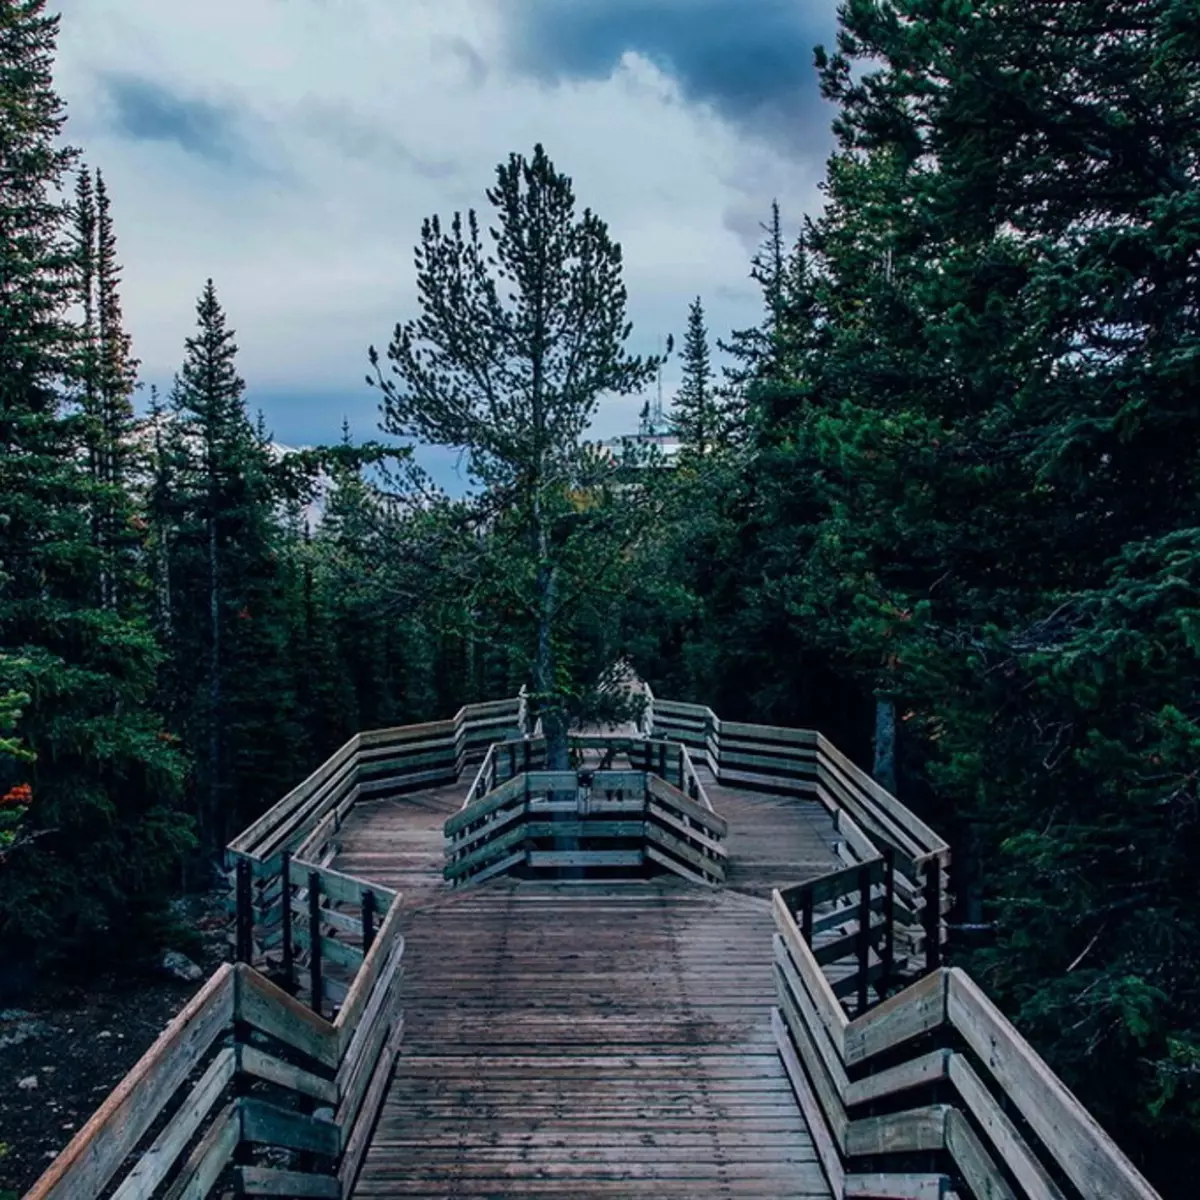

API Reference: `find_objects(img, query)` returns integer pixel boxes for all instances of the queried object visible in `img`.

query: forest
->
[1,0,1197,1194]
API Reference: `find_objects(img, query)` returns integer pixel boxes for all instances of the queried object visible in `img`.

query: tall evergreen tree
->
[673,297,718,457]
[163,280,301,861]
[0,0,189,963]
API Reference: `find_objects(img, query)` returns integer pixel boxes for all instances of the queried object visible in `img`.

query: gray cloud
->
[432,34,490,88]
[498,0,840,155]
[99,72,246,165]
[294,97,462,178]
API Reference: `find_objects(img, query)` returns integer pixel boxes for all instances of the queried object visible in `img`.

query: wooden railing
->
[443,765,728,888]
[652,698,951,979]
[224,698,519,995]
[23,899,406,1200]
[771,890,1162,1200]
[18,701,522,1200]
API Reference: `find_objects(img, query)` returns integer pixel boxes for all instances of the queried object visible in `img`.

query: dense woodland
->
[1,0,1198,1192]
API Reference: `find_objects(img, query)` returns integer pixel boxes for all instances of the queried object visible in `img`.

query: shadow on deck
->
[336,767,841,1197]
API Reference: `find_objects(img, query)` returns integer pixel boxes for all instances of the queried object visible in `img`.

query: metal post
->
[280,850,294,990]
[235,858,253,964]
[362,889,378,954]
[800,889,814,946]
[857,865,873,1013]
[308,871,323,1016]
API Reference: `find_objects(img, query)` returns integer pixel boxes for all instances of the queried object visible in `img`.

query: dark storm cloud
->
[499,0,840,154]
[99,73,246,166]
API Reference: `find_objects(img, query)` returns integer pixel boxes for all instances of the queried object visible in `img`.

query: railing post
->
[881,847,895,995]
[235,857,253,964]
[924,860,942,971]
[856,865,873,1013]
[361,888,377,954]
[309,870,323,1016]
[800,888,814,945]
[281,850,294,991]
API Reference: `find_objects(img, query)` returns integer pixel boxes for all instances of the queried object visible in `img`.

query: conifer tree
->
[370,144,664,767]
[673,297,718,457]
[164,280,299,859]
[0,0,189,961]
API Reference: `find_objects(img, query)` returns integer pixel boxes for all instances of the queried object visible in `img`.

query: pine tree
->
[370,144,664,768]
[673,297,718,457]
[164,281,306,859]
[0,0,189,963]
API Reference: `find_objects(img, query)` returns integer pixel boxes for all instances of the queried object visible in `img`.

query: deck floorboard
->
[336,762,841,1198]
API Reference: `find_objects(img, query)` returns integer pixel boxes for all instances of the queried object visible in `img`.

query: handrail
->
[24,916,406,1200]
[444,766,728,888]
[771,891,1162,1200]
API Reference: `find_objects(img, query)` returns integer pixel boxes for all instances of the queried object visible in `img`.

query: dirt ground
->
[0,898,228,1199]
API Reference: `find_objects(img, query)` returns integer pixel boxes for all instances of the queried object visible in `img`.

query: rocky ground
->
[0,895,228,1199]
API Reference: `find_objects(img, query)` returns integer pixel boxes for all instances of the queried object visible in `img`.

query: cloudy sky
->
[52,0,841,488]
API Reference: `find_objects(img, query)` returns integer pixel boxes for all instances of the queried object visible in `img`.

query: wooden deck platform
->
[335,769,841,1198]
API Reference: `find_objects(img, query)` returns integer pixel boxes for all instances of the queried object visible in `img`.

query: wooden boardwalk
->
[336,770,841,1198]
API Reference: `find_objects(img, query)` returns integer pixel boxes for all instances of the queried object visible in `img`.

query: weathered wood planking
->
[771,892,1164,1200]
[350,878,833,1199]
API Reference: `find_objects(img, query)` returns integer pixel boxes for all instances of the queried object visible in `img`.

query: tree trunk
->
[207,513,222,863]
[873,695,897,795]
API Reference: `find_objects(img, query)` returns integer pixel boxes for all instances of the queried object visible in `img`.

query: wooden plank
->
[947,1052,1065,1200]
[644,820,726,880]
[845,1048,951,1107]
[238,1043,338,1105]
[235,964,338,1070]
[781,860,884,910]
[229,736,358,854]
[844,1174,952,1199]
[303,862,394,911]
[444,775,525,835]
[719,721,819,747]
[110,1046,236,1200]
[338,1016,406,1195]
[337,948,405,1127]
[845,1106,949,1156]
[644,844,718,887]
[772,890,848,1057]
[160,1101,239,1200]
[943,1108,1017,1200]
[522,820,646,840]
[444,823,528,879]
[774,965,849,1152]
[461,847,527,885]
[771,1006,845,1197]
[23,964,236,1200]
[527,850,644,868]
[240,1097,340,1157]
[236,1165,340,1197]
[646,801,726,856]
[946,969,1160,1200]
[774,939,849,1099]
[818,733,948,853]
[335,900,406,1049]
[844,968,947,1065]
[646,775,728,837]
[447,798,527,855]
